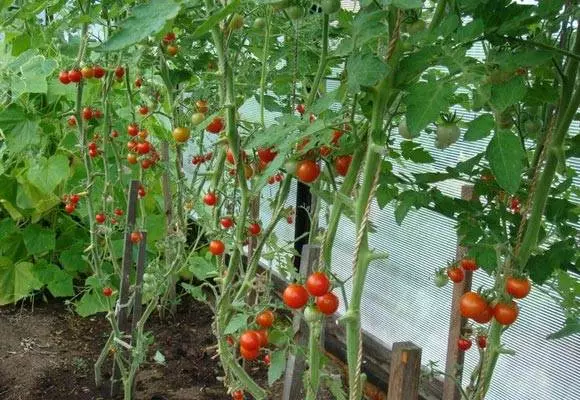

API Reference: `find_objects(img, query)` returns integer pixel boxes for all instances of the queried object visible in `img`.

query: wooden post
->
[282,244,321,400]
[387,342,422,400]
[130,231,147,397]
[443,185,474,400]
[111,179,140,397]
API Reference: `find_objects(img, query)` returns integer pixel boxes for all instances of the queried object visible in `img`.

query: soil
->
[0,295,293,400]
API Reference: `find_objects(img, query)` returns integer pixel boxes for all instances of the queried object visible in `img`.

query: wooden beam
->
[443,185,474,400]
[387,342,422,400]
[282,244,321,400]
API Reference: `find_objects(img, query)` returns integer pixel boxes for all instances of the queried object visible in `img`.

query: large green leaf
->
[486,130,525,193]
[405,80,455,136]
[97,0,182,52]
[346,52,389,92]
[464,113,494,141]
[192,0,240,38]
[34,263,74,298]
[0,258,42,305]
[75,290,110,317]
[489,76,527,111]
[27,154,70,194]
[22,224,56,255]
[0,104,40,152]
[10,55,57,95]
[268,350,286,386]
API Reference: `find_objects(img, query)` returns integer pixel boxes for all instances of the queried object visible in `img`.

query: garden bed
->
[0,296,279,400]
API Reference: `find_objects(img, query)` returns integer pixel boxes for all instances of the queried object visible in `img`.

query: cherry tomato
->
[203,192,218,206]
[88,148,99,158]
[472,305,493,324]
[102,287,113,297]
[68,69,82,83]
[296,103,305,115]
[256,310,275,328]
[127,140,137,152]
[319,146,332,157]
[457,338,472,351]
[248,222,261,236]
[114,66,125,79]
[64,203,75,214]
[167,45,178,56]
[95,213,106,224]
[296,160,320,183]
[226,148,246,164]
[82,107,93,120]
[493,302,519,325]
[141,158,153,169]
[163,32,176,44]
[477,335,487,349]
[114,208,124,216]
[134,77,143,88]
[334,155,352,177]
[172,127,190,143]
[93,65,106,79]
[220,217,234,229]
[137,186,146,198]
[136,141,151,154]
[447,267,464,283]
[255,329,268,347]
[459,292,488,319]
[206,116,225,133]
[69,194,80,204]
[257,147,277,163]
[110,130,119,138]
[138,105,149,115]
[306,272,330,296]
[81,66,94,79]
[283,284,309,309]
[316,292,339,315]
[127,153,138,164]
[232,390,244,400]
[191,112,205,126]
[58,70,70,84]
[263,354,270,365]
[239,346,258,360]
[128,123,139,137]
[138,129,148,139]
[460,258,478,271]
[506,277,531,299]
[67,116,77,127]
[130,232,142,244]
[239,331,260,351]
[209,240,225,256]
[196,100,209,114]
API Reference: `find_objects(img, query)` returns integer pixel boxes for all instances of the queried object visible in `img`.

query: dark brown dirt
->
[0,296,288,400]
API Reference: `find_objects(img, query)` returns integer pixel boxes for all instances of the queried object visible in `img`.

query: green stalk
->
[259,8,272,128]
[429,0,448,32]
[306,318,323,400]
[306,13,329,109]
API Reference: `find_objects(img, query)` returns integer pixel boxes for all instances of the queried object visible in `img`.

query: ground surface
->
[0,295,284,400]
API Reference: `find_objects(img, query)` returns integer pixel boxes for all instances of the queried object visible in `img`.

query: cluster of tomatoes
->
[58,65,125,84]
[235,309,275,362]
[441,258,532,352]
[88,140,102,159]
[283,272,339,316]
[82,106,103,121]
[191,152,213,165]
[62,193,81,214]
[94,207,124,225]
[125,124,161,169]
[162,31,178,57]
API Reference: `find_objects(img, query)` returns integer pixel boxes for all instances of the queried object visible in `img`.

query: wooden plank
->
[442,185,474,400]
[387,342,422,400]
[130,231,147,397]
[282,244,321,400]
[111,179,140,397]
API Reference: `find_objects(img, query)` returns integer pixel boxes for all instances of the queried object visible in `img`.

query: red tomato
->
[114,66,125,79]
[472,305,493,324]
[95,213,106,224]
[248,222,261,236]
[138,105,149,115]
[58,70,70,84]
[127,153,138,164]
[209,240,225,256]
[306,272,330,296]
[255,329,268,347]
[460,258,478,271]
[68,69,82,82]
[81,66,94,79]
[206,117,225,133]
[226,148,246,164]
[88,148,99,158]
[102,287,113,297]
[447,267,464,283]
[138,186,146,198]
[93,65,106,79]
[283,284,309,309]
[163,32,176,44]
[82,107,93,120]
[319,145,332,157]
[130,232,142,244]
[239,346,258,360]
[110,130,119,138]
[331,129,343,145]
[334,155,352,177]
[136,141,151,154]
[263,354,270,366]
[114,208,124,216]
[167,45,178,56]
[506,277,531,299]
[134,77,143,88]
[141,158,153,169]
[203,192,218,206]
[459,292,488,319]
[296,160,320,183]
[493,302,519,325]
[67,116,77,127]
[477,335,487,349]
[256,310,275,328]
[64,203,75,214]
[196,99,209,114]
[232,390,244,400]
[239,331,260,351]
[296,103,305,115]
[70,194,80,204]
[457,338,472,351]
[315,292,339,315]
[220,217,234,229]
[257,147,277,163]
[127,123,139,136]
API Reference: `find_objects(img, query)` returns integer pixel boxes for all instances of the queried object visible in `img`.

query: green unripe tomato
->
[229,13,244,30]
[253,17,266,30]
[303,305,320,323]
[284,159,298,175]
[287,6,304,20]
[398,119,420,139]
[320,0,341,14]
[191,112,205,126]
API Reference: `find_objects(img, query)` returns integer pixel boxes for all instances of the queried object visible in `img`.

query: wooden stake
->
[387,342,422,400]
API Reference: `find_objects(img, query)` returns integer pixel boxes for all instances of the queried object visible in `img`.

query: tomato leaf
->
[34,263,74,298]
[181,283,207,302]
[376,185,398,209]
[405,80,455,136]
[489,76,527,111]
[97,0,182,52]
[224,313,247,335]
[267,350,286,386]
[486,130,525,194]
[75,290,110,317]
[546,318,580,340]
[0,258,43,305]
[464,114,494,141]
[346,52,389,93]
[400,141,435,163]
